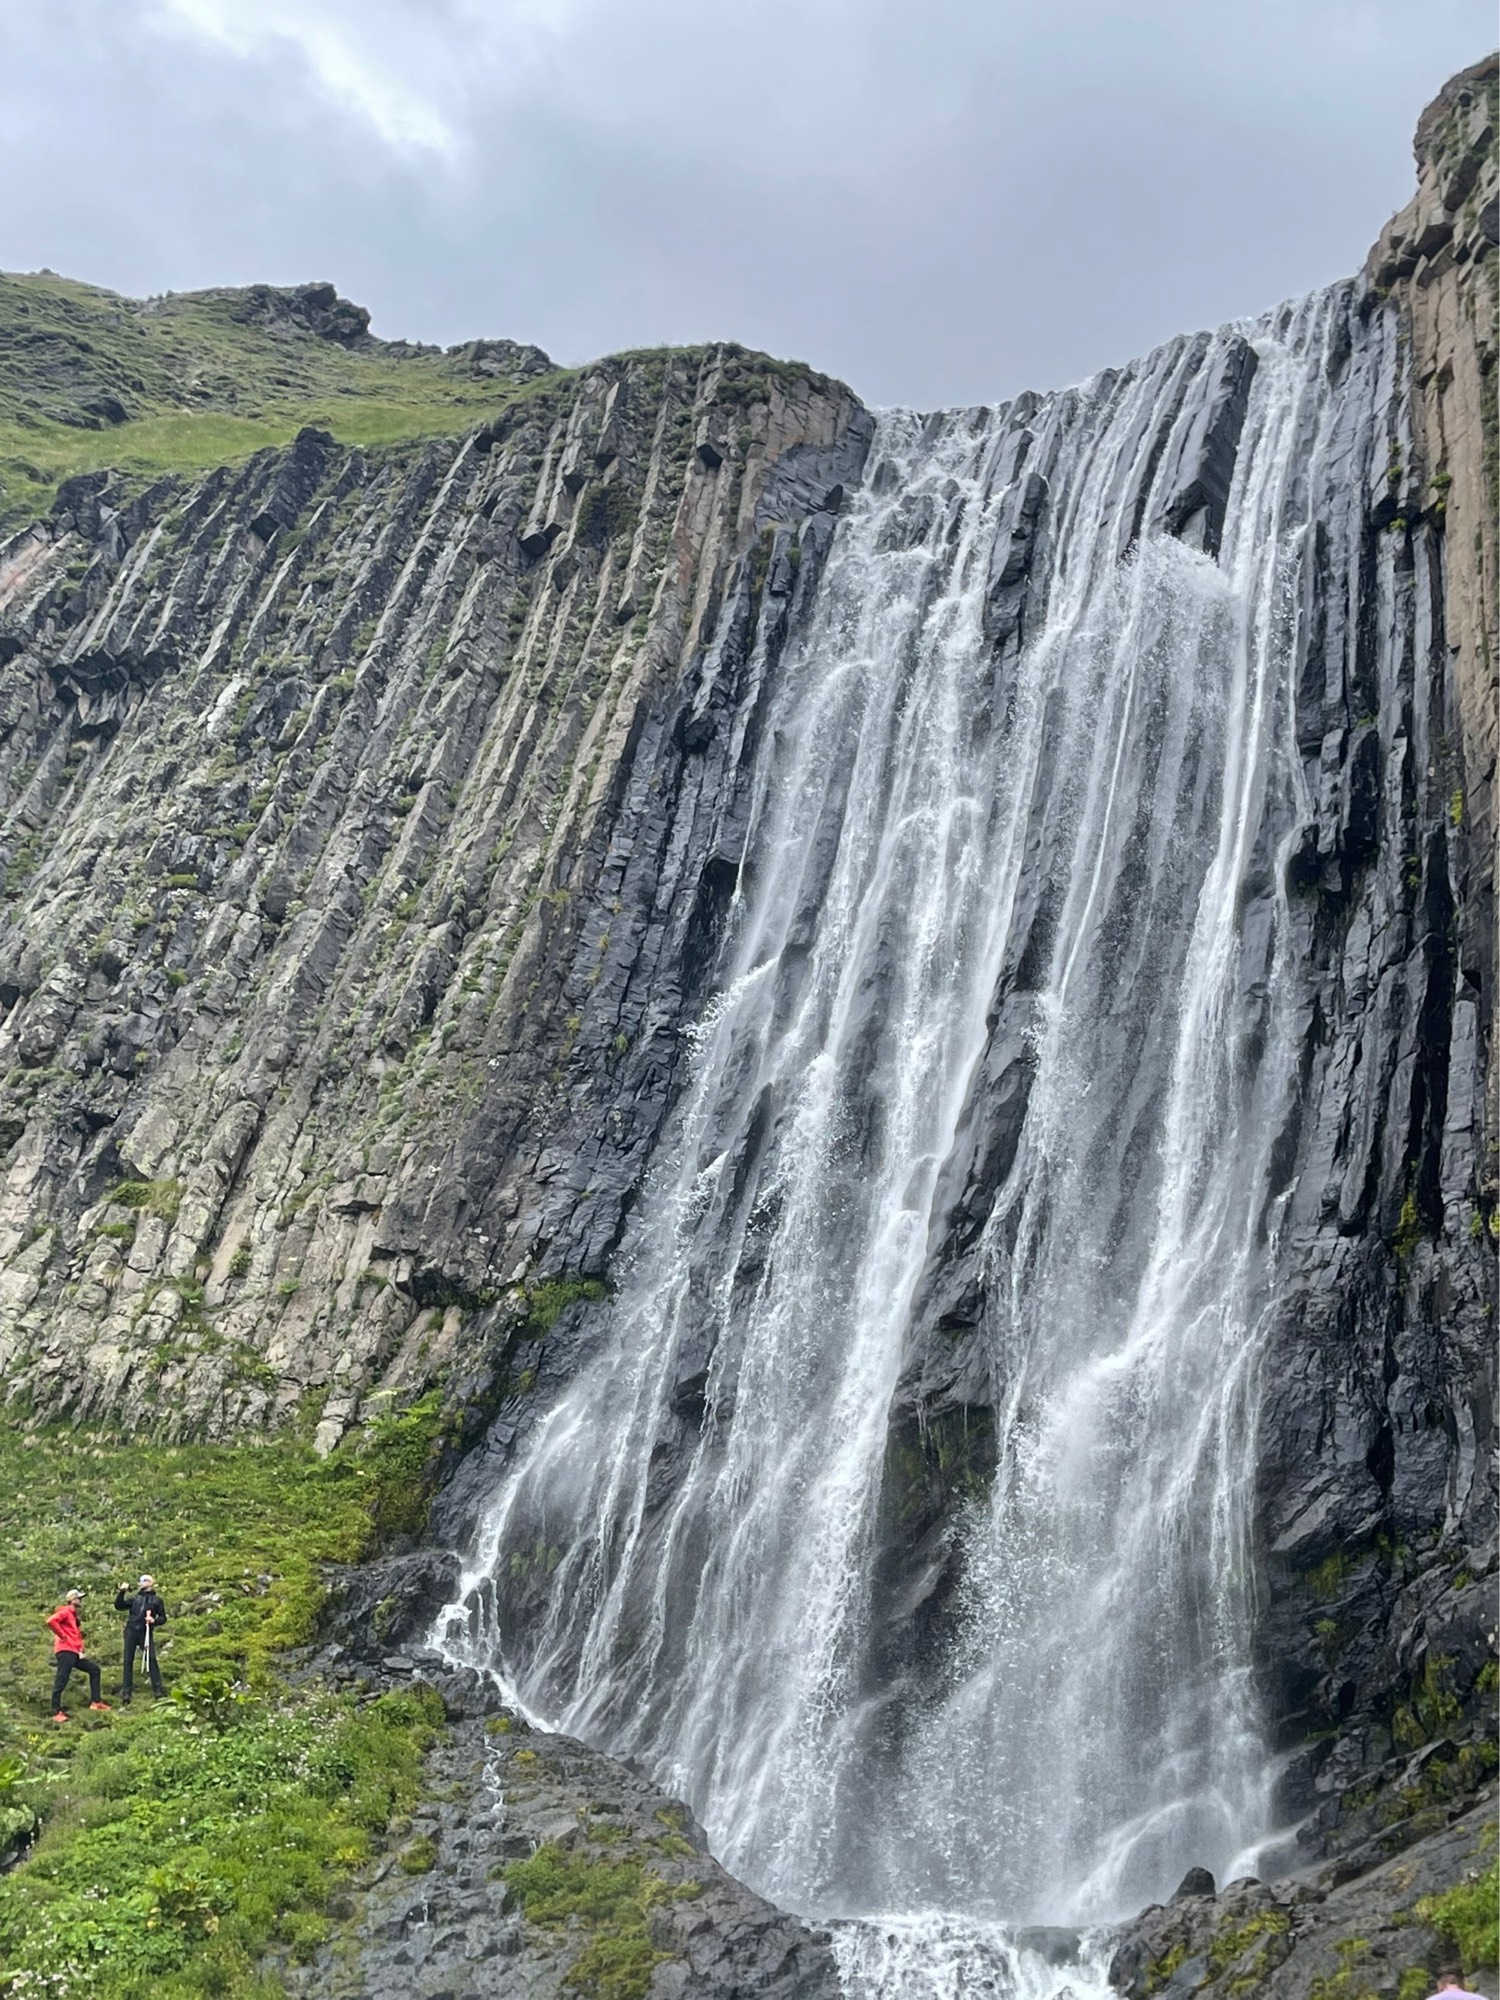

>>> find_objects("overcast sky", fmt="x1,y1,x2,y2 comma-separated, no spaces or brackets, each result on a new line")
4,0,1492,407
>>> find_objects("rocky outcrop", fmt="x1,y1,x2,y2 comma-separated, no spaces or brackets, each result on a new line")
221,282,379,349
1249,57,1498,1867
1367,54,1498,1013
0,343,870,1445
278,1628,841,2000
1107,1791,1496,1999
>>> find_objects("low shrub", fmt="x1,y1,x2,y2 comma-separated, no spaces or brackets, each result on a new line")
1416,1860,1499,1984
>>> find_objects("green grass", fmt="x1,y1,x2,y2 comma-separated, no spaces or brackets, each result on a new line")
0,1414,447,1997
0,1685,440,1998
0,269,576,530
505,1841,697,2000
106,1178,183,1222
0,271,848,533
521,1277,609,1340
1416,1859,1500,1984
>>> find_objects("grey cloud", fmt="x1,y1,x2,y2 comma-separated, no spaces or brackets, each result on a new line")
2,0,1493,406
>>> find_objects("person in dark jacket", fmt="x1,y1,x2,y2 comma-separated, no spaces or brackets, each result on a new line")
115,1573,167,1702
46,1588,108,1719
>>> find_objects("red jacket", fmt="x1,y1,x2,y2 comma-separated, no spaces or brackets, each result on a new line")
47,1604,84,1654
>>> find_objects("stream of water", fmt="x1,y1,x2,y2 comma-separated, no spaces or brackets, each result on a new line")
437,288,1366,1994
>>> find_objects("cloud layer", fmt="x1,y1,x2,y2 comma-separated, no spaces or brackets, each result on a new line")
5,0,1492,404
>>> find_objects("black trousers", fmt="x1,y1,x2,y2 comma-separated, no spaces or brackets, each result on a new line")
51,1650,102,1709
122,1629,163,1697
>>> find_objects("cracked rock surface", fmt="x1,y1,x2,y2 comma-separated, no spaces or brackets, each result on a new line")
279,1650,839,2000
1108,1792,1496,1999
0,341,869,1446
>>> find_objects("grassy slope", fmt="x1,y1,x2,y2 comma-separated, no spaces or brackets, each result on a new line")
0,1407,445,1998
0,269,576,531
0,266,515,1995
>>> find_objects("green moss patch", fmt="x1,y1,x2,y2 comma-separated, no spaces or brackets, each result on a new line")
1416,1859,1500,1986
360,1388,449,1539
506,1839,698,2000
521,1277,609,1340
1207,1908,1291,1990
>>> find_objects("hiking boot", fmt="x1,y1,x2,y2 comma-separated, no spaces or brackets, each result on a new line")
88,1701,111,1711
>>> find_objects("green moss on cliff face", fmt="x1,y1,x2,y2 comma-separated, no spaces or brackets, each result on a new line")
360,1387,449,1538
505,1837,702,2000
1416,1857,1500,1986
521,1276,610,1339
0,1418,442,1997
0,270,574,530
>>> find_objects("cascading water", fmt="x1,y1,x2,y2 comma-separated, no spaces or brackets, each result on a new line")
439,287,1370,1991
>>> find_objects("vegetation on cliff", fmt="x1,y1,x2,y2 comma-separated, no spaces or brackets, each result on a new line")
0,271,572,531
0,291,865,1449
0,270,840,534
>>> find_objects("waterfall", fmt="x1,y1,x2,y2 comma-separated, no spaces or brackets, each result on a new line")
439,287,1368,1976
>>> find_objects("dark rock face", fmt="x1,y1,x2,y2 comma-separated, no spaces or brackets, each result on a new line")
282,1642,841,2000
319,1549,462,1658
225,282,374,347
1106,1792,1495,1999
1154,334,1257,556
0,346,870,1448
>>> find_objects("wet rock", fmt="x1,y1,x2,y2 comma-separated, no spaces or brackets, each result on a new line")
1013,1926,1079,1965
320,1551,462,1656
1106,1794,1495,1998
280,1658,841,2000
981,468,1048,644
1171,1867,1217,1900
1153,334,1258,555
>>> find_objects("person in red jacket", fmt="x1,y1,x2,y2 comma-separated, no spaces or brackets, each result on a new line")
46,1588,108,1720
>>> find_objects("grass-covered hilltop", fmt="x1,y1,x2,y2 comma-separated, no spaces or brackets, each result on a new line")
0,270,567,532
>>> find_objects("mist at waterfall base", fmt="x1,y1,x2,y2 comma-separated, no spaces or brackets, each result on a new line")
438,286,1378,1992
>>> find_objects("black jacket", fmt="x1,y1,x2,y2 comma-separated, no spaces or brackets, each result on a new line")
115,1588,167,1634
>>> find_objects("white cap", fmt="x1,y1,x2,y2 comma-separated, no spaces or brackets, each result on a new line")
139,1574,155,1588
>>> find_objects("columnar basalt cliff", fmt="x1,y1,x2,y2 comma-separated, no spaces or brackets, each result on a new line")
0,57,1495,2000
1369,54,1499,970
870,57,1500,1879
1253,53,1498,1860
0,338,869,1446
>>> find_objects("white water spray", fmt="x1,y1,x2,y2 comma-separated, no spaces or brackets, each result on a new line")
438,290,1364,1990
